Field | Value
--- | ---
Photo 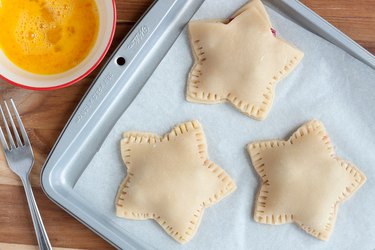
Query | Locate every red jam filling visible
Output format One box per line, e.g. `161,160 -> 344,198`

271,28 -> 277,37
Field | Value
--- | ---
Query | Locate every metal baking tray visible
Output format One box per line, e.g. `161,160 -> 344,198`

41,0 -> 375,249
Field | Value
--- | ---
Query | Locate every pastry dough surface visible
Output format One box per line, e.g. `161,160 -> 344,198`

116,121 -> 236,244
187,0 -> 304,120
247,120 -> 366,240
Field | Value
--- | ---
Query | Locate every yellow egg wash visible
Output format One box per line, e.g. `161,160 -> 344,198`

0,0 -> 99,75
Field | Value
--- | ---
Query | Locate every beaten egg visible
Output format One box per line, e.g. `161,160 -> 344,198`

0,0 -> 99,75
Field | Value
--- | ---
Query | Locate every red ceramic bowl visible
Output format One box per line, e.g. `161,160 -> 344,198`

0,0 -> 116,91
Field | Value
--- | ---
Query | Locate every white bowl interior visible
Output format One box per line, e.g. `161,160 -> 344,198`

0,0 -> 115,89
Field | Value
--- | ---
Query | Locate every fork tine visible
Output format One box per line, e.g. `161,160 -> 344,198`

10,99 -> 30,145
4,101 -> 23,147
0,105 -> 16,149
0,126 -> 9,151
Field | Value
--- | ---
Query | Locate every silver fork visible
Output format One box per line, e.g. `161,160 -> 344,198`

0,99 -> 52,250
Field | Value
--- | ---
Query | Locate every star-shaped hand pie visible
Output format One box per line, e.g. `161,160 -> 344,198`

247,120 -> 366,240
187,0 -> 304,120
115,121 -> 236,244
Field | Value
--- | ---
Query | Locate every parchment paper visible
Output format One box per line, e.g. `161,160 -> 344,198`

74,0 -> 375,249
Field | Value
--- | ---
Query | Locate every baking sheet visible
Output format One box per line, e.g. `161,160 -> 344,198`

74,0 -> 375,249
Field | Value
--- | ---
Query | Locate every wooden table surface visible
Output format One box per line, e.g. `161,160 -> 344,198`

0,0 -> 374,249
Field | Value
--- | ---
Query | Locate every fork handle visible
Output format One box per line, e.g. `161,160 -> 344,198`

21,176 -> 52,250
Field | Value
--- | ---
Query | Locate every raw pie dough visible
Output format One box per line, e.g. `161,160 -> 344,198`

247,120 -> 366,240
115,121 -> 236,244
187,0 -> 304,120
